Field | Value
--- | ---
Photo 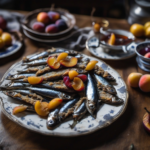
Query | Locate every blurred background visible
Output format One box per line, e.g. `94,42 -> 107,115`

0,0 -> 134,19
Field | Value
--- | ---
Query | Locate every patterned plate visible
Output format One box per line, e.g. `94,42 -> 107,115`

86,36 -> 136,60
0,31 -> 23,59
0,53 -> 128,137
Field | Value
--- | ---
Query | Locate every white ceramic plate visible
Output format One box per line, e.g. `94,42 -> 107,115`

86,36 -> 136,60
0,53 -> 128,136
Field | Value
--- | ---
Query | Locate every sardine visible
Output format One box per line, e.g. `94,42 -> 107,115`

94,65 -> 115,81
26,86 -> 75,100
47,107 -> 60,129
17,65 -> 47,74
22,54 -> 83,67
40,68 -> 87,81
3,91 -> 37,105
59,96 -> 80,121
6,73 -> 35,80
70,97 -> 87,129
8,89 -> 50,102
86,73 -> 98,118
36,80 -> 75,93
2,82 -> 30,89
98,90 -> 123,105
18,59 -> 88,76
23,48 -> 79,62
94,74 -> 116,95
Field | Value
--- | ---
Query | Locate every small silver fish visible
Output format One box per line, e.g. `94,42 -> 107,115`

70,97 -> 87,129
59,96 -> 80,121
6,73 -> 35,80
23,48 -> 79,62
98,90 -> 124,105
26,86 -> 75,100
47,107 -> 60,129
94,65 -> 115,81
86,73 -> 98,118
94,74 -> 117,95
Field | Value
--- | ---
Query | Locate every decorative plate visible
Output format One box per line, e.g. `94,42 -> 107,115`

0,31 -> 23,59
0,53 -> 128,137
86,36 -> 136,60
22,8 -> 76,37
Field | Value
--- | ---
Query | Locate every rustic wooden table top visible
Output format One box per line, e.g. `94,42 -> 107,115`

0,10 -> 149,150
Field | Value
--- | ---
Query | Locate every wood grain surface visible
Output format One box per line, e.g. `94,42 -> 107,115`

0,11 -> 149,150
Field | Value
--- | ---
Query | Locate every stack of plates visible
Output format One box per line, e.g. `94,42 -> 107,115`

21,8 -> 76,43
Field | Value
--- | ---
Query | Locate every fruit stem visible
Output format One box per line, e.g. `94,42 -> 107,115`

144,107 -> 150,123
144,107 -> 150,114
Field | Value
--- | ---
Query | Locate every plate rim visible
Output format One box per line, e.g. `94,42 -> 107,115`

86,36 -> 136,61
0,52 -> 129,137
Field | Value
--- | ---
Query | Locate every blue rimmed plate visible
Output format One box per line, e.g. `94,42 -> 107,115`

0,52 -> 128,136
0,31 -> 23,59
86,36 -> 136,60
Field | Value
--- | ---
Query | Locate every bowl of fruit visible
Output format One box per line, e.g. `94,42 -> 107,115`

135,41 -> 150,72
0,16 -> 22,59
22,8 -> 76,38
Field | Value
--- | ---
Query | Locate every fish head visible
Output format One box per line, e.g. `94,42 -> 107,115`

86,100 -> 96,118
47,115 -> 57,127
59,93 -> 74,100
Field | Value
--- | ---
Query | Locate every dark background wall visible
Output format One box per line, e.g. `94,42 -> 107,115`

0,0 -> 134,19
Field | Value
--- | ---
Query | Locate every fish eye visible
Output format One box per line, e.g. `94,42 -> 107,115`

49,120 -> 54,124
65,95 -> 70,98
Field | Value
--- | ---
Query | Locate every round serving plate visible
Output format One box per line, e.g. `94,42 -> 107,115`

22,8 -> 76,37
86,36 -> 136,60
0,52 -> 128,137
0,31 -> 23,59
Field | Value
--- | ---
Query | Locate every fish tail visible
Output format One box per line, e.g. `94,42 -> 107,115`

69,120 -> 78,129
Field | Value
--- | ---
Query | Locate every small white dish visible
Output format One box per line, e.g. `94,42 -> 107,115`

86,36 -> 136,60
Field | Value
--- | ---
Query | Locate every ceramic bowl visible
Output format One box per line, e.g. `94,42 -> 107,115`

100,28 -> 135,50
22,8 -> 76,37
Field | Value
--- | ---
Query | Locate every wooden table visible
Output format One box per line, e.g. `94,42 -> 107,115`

0,10 -> 149,150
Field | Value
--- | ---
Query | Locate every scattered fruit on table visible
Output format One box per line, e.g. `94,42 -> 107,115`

34,101 -> 49,117
139,74 -> 150,92
57,52 -> 68,62
130,23 -> 145,37
33,11 -> 68,33
48,98 -> 63,110
144,52 -> 150,58
77,74 -> 87,82
143,107 -> 150,133
32,22 -> 45,32
60,57 -> 78,67
108,33 -> 116,45
127,72 -> 142,88
37,12 -> 50,24
13,105 -> 28,114
0,16 -> 7,30
85,60 -> 98,71
144,21 -> 150,30
93,23 -> 101,33
28,76 -> 43,85
69,70 -> 79,80
0,37 -> 4,49
145,26 -> 150,38
47,56 -> 60,69
72,77 -> 84,91
63,76 -> 73,89
1,32 -> 12,45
